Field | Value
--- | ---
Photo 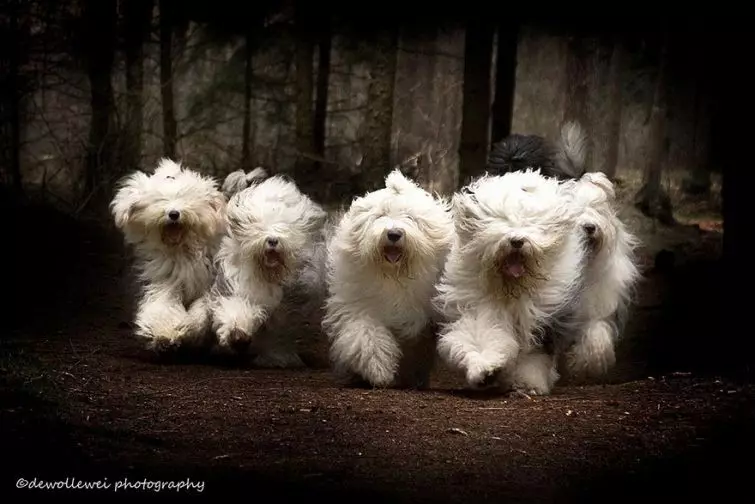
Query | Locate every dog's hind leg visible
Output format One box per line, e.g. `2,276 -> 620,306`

251,304 -> 306,369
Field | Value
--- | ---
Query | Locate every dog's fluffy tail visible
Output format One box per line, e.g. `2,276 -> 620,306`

555,121 -> 588,178
221,167 -> 269,199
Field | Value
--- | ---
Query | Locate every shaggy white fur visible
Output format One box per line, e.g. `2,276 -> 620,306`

433,169 -> 587,395
221,167 -> 268,200
323,170 -> 455,388
210,175 -> 326,367
110,158 -> 227,352
558,171 -> 641,379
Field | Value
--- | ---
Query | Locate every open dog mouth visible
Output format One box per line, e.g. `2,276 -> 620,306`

501,251 -> 526,278
383,245 -> 404,264
160,222 -> 185,246
263,249 -> 283,268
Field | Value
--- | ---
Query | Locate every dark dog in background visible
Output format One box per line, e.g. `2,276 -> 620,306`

486,122 -> 588,180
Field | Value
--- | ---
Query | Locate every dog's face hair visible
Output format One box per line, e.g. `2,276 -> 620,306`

225,175 -> 326,282
572,172 -> 618,256
110,158 -> 226,251
452,169 -> 580,293
338,169 -> 454,276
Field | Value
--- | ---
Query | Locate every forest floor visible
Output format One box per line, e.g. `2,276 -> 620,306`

3,176 -> 748,503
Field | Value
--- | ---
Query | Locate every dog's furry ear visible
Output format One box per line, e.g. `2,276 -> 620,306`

110,173 -> 147,229
209,191 -> 227,216
385,169 -> 419,194
450,192 -> 480,233
582,172 -> 616,200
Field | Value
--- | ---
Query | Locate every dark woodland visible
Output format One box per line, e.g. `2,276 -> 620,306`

2,1 -> 752,501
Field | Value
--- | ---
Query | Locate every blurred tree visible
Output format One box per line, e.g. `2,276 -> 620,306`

1,0 -> 24,197
294,0 -> 315,184
459,18 -> 494,186
490,19 -> 519,145
360,26 -> 399,192
312,11 -> 332,199
590,34 -> 624,178
562,32 -> 593,168
241,25 -> 254,171
123,0 -> 153,172
682,33 -> 713,196
634,33 -> 674,225
159,0 -> 177,159
82,0 -> 118,207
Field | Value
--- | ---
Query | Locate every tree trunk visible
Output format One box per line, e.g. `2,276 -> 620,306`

634,35 -> 674,225
83,0 -> 117,204
683,38 -> 712,196
159,0 -> 177,159
490,20 -> 519,144
562,34 -> 593,167
603,38 -> 624,178
313,15 -> 332,199
294,2 -> 315,184
360,27 -> 399,192
591,35 -> 624,178
124,0 -> 153,173
241,29 -> 254,170
7,0 -> 23,196
459,19 -> 495,186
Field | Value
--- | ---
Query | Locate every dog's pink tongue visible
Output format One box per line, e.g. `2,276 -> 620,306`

384,246 -> 402,263
506,263 -> 525,278
504,255 -> 526,278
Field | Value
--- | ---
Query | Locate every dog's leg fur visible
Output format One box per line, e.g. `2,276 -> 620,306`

211,295 -> 268,350
565,319 -> 616,378
503,349 -> 560,396
135,290 -> 189,351
396,328 -> 437,390
251,303 -> 306,369
437,310 -> 521,389
177,294 -> 213,347
328,313 -> 402,387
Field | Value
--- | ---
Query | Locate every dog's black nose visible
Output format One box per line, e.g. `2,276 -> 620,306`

386,228 -> 404,242
266,237 -> 279,248
168,210 -> 180,221
583,224 -> 596,235
510,238 -> 524,249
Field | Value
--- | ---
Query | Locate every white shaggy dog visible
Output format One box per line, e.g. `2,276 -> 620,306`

323,170 -> 455,388
433,169 -> 586,395
110,158 -> 227,351
558,171 -> 640,379
210,175 -> 327,367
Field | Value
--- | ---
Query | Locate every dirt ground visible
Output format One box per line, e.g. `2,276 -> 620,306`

2,195 -> 751,503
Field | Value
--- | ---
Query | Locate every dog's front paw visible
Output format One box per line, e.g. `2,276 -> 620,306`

466,353 -> 509,389
146,335 -> 181,353
217,324 -> 252,354
565,339 -> 615,379
359,356 -> 397,388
